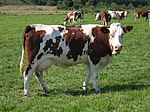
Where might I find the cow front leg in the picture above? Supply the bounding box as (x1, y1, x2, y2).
(83, 65, 91, 90)
(91, 64, 100, 93)
(35, 71, 49, 93)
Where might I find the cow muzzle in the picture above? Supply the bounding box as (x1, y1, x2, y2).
(112, 45, 122, 55)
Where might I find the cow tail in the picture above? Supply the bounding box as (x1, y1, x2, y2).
(20, 25, 35, 76)
(20, 31, 26, 76)
(20, 45, 25, 76)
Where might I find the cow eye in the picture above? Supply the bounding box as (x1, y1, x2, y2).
(111, 35, 115, 38)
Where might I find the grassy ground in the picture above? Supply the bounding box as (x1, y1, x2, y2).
(0, 9, 150, 111)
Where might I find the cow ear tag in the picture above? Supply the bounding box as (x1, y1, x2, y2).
(101, 27, 110, 34)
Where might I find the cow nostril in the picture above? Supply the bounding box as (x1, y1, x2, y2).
(115, 45, 122, 50)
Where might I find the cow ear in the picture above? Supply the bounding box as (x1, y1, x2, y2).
(124, 26, 133, 33)
(101, 27, 110, 34)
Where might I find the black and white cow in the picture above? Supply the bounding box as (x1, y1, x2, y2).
(20, 23, 133, 97)
(107, 10, 129, 21)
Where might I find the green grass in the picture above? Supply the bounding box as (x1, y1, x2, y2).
(0, 11, 150, 112)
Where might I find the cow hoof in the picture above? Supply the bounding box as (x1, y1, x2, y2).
(43, 87, 49, 93)
(82, 86, 86, 90)
(44, 90, 50, 93)
(23, 95, 30, 98)
(90, 88, 100, 93)
(94, 88, 100, 93)
(82, 86, 88, 91)
(82, 82, 89, 90)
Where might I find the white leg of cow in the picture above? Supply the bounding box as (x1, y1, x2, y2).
(91, 64, 100, 92)
(24, 63, 38, 97)
(83, 65, 92, 90)
(24, 69, 33, 97)
(106, 22, 108, 26)
(35, 71, 49, 93)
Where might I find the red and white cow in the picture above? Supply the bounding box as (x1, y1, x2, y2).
(134, 9, 150, 20)
(95, 11, 111, 26)
(20, 23, 133, 97)
(107, 10, 129, 21)
(148, 12, 150, 26)
(64, 10, 84, 25)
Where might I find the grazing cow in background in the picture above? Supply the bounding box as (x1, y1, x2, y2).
(107, 10, 129, 21)
(107, 10, 118, 19)
(20, 23, 133, 97)
(64, 10, 84, 25)
(148, 12, 150, 26)
(134, 9, 150, 20)
(116, 10, 129, 18)
(95, 11, 111, 26)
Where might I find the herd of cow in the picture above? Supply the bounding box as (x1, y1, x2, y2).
(20, 9, 150, 97)
(64, 9, 150, 26)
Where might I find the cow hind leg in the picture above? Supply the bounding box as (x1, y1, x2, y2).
(24, 65, 35, 97)
(35, 71, 49, 93)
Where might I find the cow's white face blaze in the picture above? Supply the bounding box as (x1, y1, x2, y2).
(109, 23, 133, 55)
(95, 13, 100, 20)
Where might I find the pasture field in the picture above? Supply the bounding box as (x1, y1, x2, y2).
(0, 9, 150, 111)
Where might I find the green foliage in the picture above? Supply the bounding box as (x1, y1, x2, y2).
(128, 3, 135, 9)
(63, 0, 74, 7)
(46, 0, 57, 6)
(27, 0, 150, 10)
(1, 0, 150, 10)
(0, 2, 3, 6)
(110, 2, 118, 10)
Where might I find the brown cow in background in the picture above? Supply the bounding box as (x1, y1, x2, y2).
(148, 12, 150, 26)
(95, 11, 111, 26)
(64, 10, 84, 25)
(134, 9, 150, 20)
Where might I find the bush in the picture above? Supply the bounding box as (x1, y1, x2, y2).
(63, 0, 74, 7)
(0, 2, 3, 6)
(47, 0, 57, 6)
(57, 3, 67, 10)
(128, 3, 135, 9)
(110, 2, 118, 10)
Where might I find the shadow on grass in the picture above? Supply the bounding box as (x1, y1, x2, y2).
(101, 84, 150, 93)
(39, 84, 150, 97)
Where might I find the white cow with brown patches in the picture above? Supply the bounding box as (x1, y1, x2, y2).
(107, 10, 129, 21)
(64, 10, 84, 25)
(95, 11, 111, 26)
(148, 12, 150, 26)
(20, 23, 133, 97)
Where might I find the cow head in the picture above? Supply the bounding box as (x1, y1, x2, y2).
(124, 11, 129, 17)
(64, 18, 68, 25)
(109, 23, 133, 55)
(95, 13, 101, 20)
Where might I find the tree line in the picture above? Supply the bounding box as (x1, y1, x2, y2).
(1, 0, 149, 12)
(29, 0, 150, 11)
